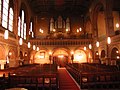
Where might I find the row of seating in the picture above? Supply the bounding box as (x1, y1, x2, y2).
(0, 64, 59, 90)
(66, 63, 120, 89)
(7, 73, 59, 90)
(80, 71, 120, 89)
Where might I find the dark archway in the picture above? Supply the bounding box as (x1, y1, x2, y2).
(111, 47, 119, 60)
(101, 50, 105, 58)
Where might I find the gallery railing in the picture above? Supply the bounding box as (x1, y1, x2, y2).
(30, 39, 93, 46)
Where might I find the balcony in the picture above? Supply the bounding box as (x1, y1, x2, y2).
(30, 38, 93, 46)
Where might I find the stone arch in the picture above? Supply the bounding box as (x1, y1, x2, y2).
(101, 50, 106, 58)
(30, 47, 49, 64)
(92, 2, 105, 38)
(8, 48, 16, 67)
(85, 17, 92, 35)
(19, 2, 30, 36)
(74, 47, 89, 63)
(52, 47, 70, 66)
(111, 47, 119, 60)
(0, 44, 5, 60)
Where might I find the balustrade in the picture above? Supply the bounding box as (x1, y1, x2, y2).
(30, 39, 93, 46)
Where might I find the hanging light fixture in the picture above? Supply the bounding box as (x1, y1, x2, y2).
(96, 41, 99, 47)
(89, 44, 92, 49)
(36, 47, 39, 51)
(33, 45, 36, 50)
(84, 46, 87, 50)
(4, 30, 9, 39)
(107, 37, 111, 45)
(19, 38, 23, 45)
(28, 42, 31, 48)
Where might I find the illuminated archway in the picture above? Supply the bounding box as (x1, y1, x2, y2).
(74, 50, 87, 63)
(52, 48, 70, 67)
(8, 49, 16, 67)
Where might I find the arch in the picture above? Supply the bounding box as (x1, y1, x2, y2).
(8, 48, 16, 67)
(74, 49, 87, 63)
(19, 51, 23, 59)
(111, 47, 119, 60)
(101, 50, 105, 58)
(74, 46, 92, 63)
(30, 47, 49, 64)
(85, 17, 92, 34)
(0, 45, 5, 60)
(52, 47, 70, 67)
(92, 2, 105, 37)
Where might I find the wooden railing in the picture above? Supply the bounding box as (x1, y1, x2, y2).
(30, 39, 93, 46)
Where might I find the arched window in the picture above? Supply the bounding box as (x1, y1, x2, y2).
(24, 23, 26, 39)
(21, 10, 24, 38)
(18, 17, 21, 36)
(18, 10, 26, 40)
(1, 0, 14, 32)
(29, 21, 34, 38)
(2, 0, 9, 28)
(8, 8, 13, 31)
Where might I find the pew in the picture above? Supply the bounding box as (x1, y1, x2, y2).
(66, 63, 120, 89)
(80, 72, 120, 89)
(8, 73, 59, 90)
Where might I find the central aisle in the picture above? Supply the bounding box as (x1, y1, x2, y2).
(58, 67, 80, 90)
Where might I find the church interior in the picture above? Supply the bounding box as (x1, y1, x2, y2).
(0, 0, 120, 90)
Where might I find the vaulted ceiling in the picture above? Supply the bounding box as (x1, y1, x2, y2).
(27, 0, 92, 17)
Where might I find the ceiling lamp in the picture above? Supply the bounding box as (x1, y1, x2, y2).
(33, 45, 36, 50)
(96, 41, 99, 47)
(4, 30, 9, 39)
(84, 46, 86, 50)
(36, 47, 39, 51)
(107, 37, 111, 45)
(28, 42, 31, 48)
(89, 44, 92, 49)
(19, 38, 23, 45)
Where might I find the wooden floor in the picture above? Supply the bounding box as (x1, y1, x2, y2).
(58, 67, 80, 90)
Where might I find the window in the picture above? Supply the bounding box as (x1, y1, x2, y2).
(29, 21, 34, 38)
(8, 8, 13, 31)
(18, 17, 20, 36)
(24, 23, 26, 39)
(2, 0, 9, 28)
(18, 10, 27, 40)
(1, 0, 14, 32)
(29, 22, 32, 35)
(21, 10, 24, 38)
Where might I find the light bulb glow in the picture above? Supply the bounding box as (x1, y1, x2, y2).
(4, 30, 9, 39)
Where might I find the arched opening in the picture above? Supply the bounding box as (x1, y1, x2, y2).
(111, 47, 119, 65)
(85, 18, 92, 38)
(101, 50, 106, 64)
(52, 49, 69, 67)
(0, 45, 5, 69)
(19, 51, 24, 66)
(111, 47, 119, 60)
(34, 50, 50, 64)
(101, 50, 105, 58)
(74, 50, 87, 63)
(97, 7, 106, 38)
(94, 51, 100, 63)
(92, 3, 106, 38)
(8, 49, 16, 67)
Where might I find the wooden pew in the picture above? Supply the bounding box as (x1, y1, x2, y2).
(80, 72, 120, 89)
(66, 63, 120, 89)
(8, 73, 59, 90)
